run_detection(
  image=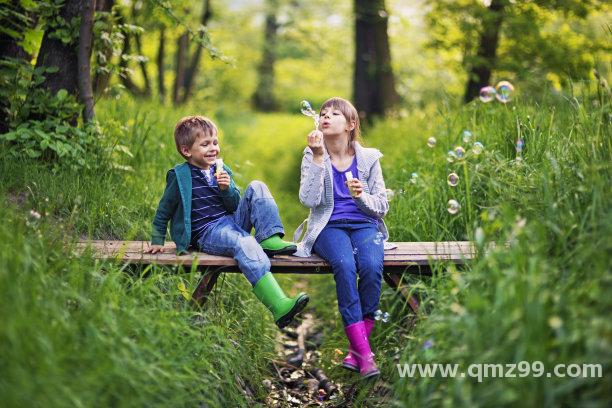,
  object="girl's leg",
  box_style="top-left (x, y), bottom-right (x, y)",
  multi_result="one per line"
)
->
top-left (313, 223), bottom-right (362, 327)
top-left (351, 223), bottom-right (384, 320)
